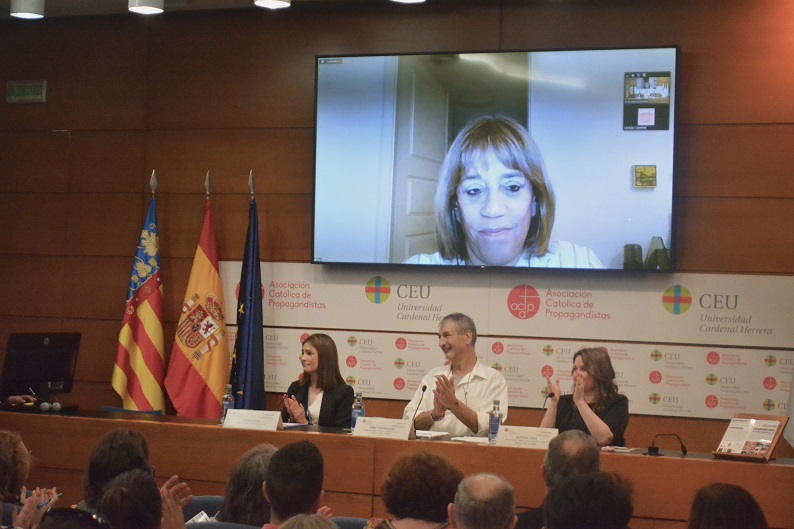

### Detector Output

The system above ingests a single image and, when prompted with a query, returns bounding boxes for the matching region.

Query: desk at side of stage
[3,412,792,528]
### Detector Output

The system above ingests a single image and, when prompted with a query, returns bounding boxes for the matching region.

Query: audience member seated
[38,508,106,529]
[79,428,191,514]
[97,468,186,529]
[213,444,277,525]
[515,430,600,529]
[687,483,768,529]
[280,515,338,529]
[543,472,632,529]
[1,430,60,529]
[365,452,463,529]
[262,441,329,529]
[448,474,516,529]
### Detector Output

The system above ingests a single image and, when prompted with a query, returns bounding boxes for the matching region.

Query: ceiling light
[129,0,164,14]
[255,0,291,9]
[390,0,426,3]
[10,0,45,19]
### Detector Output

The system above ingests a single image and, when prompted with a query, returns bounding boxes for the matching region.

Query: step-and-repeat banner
[219,262,793,421]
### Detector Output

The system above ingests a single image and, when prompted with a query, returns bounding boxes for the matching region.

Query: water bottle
[488,399,502,445]
[351,391,365,430]
[221,384,234,425]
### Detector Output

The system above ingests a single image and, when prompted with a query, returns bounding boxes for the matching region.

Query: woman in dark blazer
[281,333,355,428]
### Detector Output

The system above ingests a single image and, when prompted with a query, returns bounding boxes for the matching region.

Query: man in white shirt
[403,312,508,437]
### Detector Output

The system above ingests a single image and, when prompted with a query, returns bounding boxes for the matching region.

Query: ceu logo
[705,374,717,385]
[345,376,356,386]
[507,284,541,319]
[706,351,720,365]
[394,358,405,369]
[763,377,776,390]
[705,395,719,408]
[763,399,775,411]
[650,349,662,362]
[365,276,391,304]
[492,362,503,372]
[662,285,692,315]
[543,345,554,356]
[648,393,660,405]
[393,378,406,390]
[492,342,504,355]
[541,386,553,398]
[764,354,777,367]
[347,336,357,347]
[346,355,357,368]
[649,371,662,384]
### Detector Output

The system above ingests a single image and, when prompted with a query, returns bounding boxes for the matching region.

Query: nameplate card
[223,409,283,431]
[496,426,558,449]
[352,417,412,439]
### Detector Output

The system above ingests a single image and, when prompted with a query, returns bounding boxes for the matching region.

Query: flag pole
[150,170,158,197]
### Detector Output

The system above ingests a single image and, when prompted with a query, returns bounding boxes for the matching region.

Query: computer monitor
[0,332,81,401]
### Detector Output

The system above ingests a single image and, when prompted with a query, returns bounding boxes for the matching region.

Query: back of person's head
[451,473,516,529]
[97,468,161,529]
[84,429,151,508]
[543,472,632,529]
[0,429,30,501]
[39,508,107,529]
[279,514,339,529]
[543,430,600,488]
[264,441,324,521]
[688,483,768,529]
[216,443,277,526]
[381,452,463,523]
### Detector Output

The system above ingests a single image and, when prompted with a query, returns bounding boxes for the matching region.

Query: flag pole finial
[205,171,211,198]
[149,170,158,196]
[248,170,255,198]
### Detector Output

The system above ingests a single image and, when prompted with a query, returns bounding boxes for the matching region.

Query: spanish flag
[165,199,230,418]
[112,197,166,412]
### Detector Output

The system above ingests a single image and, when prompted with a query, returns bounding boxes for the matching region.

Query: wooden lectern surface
[2,412,792,528]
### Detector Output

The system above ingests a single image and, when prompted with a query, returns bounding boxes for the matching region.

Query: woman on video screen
[405,115,603,268]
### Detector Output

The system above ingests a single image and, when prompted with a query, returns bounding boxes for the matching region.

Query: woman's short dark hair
[434,115,555,262]
[83,429,151,508]
[381,452,464,522]
[39,508,108,529]
[97,469,161,529]
[299,333,345,390]
[573,347,619,412]
[216,443,277,525]
[688,483,767,529]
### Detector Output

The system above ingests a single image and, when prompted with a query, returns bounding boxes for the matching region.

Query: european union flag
[230,198,266,409]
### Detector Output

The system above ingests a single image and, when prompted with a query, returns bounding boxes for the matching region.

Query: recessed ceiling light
[129,0,164,15]
[10,0,45,19]
[255,0,291,9]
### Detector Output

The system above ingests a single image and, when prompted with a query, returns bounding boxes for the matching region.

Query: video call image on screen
[313,47,677,271]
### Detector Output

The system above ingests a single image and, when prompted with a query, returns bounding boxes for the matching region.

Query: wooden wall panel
[0,132,71,192]
[69,131,148,194]
[145,129,313,195]
[0,256,68,318]
[66,194,147,257]
[0,194,69,255]
[64,256,135,319]
[677,125,794,199]
[675,197,794,273]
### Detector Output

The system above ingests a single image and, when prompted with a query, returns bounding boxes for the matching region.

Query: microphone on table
[645,433,687,456]
[538,390,555,426]
[409,385,427,439]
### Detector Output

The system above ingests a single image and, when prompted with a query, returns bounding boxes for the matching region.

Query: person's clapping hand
[160,485,187,529]
[160,475,193,511]
[282,395,308,424]
[316,506,333,519]
[545,377,560,404]
[572,372,586,406]
[12,486,60,529]
[433,374,459,411]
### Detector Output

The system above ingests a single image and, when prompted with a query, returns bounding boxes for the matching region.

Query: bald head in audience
[448,473,518,529]
[542,430,600,488]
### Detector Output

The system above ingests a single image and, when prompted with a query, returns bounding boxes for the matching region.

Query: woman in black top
[540,347,628,446]
[281,333,354,428]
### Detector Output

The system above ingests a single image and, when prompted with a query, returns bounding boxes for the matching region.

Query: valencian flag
[230,195,266,410]
[164,198,230,418]
[112,195,166,412]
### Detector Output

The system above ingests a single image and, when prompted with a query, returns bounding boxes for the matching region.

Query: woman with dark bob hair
[365,452,464,529]
[687,483,767,529]
[540,347,628,446]
[281,333,355,428]
[405,115,602,268]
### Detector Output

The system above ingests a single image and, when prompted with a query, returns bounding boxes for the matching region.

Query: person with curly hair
[540,347,628,446]
[366,452,464,529]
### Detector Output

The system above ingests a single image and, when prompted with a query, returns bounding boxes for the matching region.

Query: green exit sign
[6,80,47,103]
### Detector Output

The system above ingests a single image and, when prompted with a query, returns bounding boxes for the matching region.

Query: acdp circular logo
[507,284,541,319]
[706,351,720,365]
[395,337,407,350]
[649,371,662,384]
[346,355,357,368]
[393,378,406,390]
[763,377,777,390]
[492,342,504,355]
[705,395,719,408]
[662,285,692,315]
[365,276,391,304]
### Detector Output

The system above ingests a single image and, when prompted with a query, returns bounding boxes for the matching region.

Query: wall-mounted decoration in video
[623,71,671,130]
